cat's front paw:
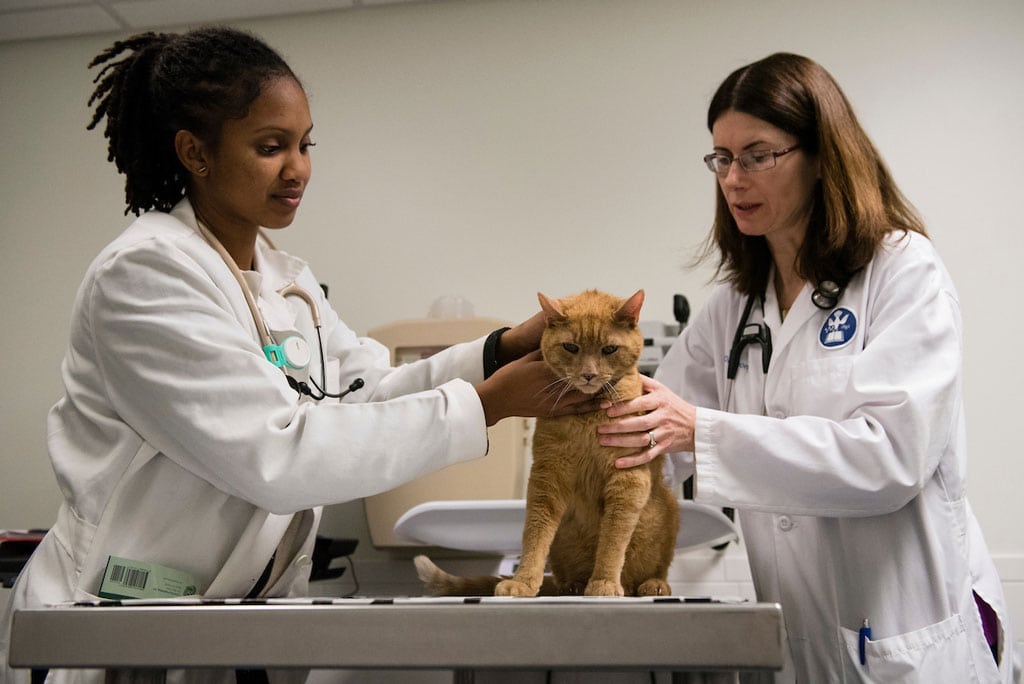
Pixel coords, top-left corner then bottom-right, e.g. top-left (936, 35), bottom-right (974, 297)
top-left (636, 579), bottom-right (671, 597)
top-left (495, 578), bottom-right (539, 597)
top-left (584, 579), bottom-right (624, 597)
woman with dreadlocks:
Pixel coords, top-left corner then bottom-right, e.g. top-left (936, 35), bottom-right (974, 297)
top-left (0, 27), bottom-right (594, 683)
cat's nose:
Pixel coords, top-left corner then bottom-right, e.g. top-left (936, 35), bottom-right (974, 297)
top-left (581, 373), bottom-right (597, 383)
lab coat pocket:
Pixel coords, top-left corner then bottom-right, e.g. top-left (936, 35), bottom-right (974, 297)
top-left (787, 356), bottom-right (853, 419)
top-left (840, 613), bottom-right (980, 683)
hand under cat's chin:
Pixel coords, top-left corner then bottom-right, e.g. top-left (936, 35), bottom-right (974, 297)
top-left (548, 395), bottom-right (603, 416)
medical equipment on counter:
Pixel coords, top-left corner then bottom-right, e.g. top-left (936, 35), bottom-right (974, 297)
top-left (197, 223), bottom-right (363, 401)
top-left (639, 293), bottom-right (690, 376)
top-left (1, 530), bottom-right (45, 588)
top-left (309, 535), bottom-right (359, 582)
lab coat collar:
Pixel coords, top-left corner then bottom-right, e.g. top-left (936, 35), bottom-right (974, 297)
top-left (168, 197), bottom-right (310, 334)
top-left (253, 237), bottom-right (306, 291)
top-left (251, 240), bottom-right (311, 333)
top-left (762, 265), bottom-right (816, 361)
top-left (168, 197), bottom-right (308, 292)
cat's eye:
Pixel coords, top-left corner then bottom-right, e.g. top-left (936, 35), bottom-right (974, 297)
top-left (562, 343), bottom-right (580, 354)
top-left (601, 345), bottom-right (618, 355)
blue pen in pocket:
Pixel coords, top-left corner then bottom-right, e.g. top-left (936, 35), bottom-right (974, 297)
top-left (859, 618), bottom-right (871, 666)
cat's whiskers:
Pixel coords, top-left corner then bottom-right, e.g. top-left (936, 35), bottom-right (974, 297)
top-left (602, 381), bottom-right (623, 404)
top-left (535, 377), bottom-right (576, 413)
top-left (536, 377), bottom-right (570, 397)
top-left (549, 379), bottom-right (577, 413)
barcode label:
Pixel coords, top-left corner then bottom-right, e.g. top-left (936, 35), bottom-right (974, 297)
top-left (99, 555), bottom-right (198, 600)
top-left (109, 563), bottom-right (149, 590)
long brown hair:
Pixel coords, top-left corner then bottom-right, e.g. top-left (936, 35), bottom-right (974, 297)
top-left (699, 53), bottom-right (925, 296)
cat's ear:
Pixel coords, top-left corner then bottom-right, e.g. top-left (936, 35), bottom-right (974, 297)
top-left (614, 289), bottom-right (645, 326)
top-left (538, 292), bottom-right (568, 324)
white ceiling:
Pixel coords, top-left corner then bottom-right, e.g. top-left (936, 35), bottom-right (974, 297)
top-left (0, 0), bottom-right (422, 44)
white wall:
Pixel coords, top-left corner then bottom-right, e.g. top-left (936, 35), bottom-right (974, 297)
top-left (2, 0), bottom-right (1022, 638)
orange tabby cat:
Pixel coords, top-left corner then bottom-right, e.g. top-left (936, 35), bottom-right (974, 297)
top-left (416, 289), bottom-right (679, 597)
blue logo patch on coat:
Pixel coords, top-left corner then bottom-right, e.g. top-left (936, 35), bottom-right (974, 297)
top-left (819, 308), bottom-right (857, 349)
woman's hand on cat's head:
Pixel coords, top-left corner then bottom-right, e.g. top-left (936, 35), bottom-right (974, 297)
top-left (598, 375), bottom-right (697, 468)
top-left (495, 311), bottom-right (547, 364)
top-left (475, 350), bottom-right (602, 426)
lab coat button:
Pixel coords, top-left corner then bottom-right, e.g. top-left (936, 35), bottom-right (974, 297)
top-left (778, 516), bottom-right (793, 531)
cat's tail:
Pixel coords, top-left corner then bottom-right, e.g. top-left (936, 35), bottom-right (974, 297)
top-left (414, 555), bottom-right (504, 596)
top-left (414, 555), bottom-right (562, 596)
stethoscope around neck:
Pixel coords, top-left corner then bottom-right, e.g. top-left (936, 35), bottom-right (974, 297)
top-left (723, 279), bottom-right (842, 411)
top-left (197, 221), bottom-right (363, 401)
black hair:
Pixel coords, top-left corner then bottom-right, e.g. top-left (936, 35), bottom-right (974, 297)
top-left (87, 27), bottom-right (300, 215)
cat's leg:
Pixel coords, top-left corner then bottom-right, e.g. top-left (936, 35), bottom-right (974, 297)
top-left (495, 480), bottom-right (567, 597)
top-left (585, 468), bottom-right (650, 597)
top-left (628, 482), bottom-right (679, 597)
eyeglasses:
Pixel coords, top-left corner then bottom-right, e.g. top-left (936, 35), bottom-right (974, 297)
top-left (703, 145), bottom-right (800, 175)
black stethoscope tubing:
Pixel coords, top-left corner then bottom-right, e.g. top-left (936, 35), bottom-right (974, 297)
top-left (727, 293), bottom-right (770, 381)
top-left (286, 328), bottom-right (364, 400)
top-left (726, 280), bottom-right (842, 381)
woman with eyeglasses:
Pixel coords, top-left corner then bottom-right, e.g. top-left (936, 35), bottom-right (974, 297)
top-left (598, 53), bottom-right (1018, 682)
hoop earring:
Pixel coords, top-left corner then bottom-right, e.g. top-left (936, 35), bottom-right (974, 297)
top-left (196, 166), bottom-right (208, 175)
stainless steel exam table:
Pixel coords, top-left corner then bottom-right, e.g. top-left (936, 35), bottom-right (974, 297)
top-left (9, 596), bottom-right (784, 682)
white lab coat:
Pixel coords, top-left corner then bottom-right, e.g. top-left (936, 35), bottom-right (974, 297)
top-left (0, 198), bottom-right (490, 683)
top-left (657, 231), bottom-right (1019, 683)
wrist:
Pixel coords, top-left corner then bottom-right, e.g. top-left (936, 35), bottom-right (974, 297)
top-left (482, 326), bottom-right (511, 379)
top-left (474, 380), bottom-right (501, 427)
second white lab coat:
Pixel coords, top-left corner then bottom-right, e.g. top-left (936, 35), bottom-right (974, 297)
top-left (657, 231), bottom-right (1018, 683)
top-left (0, 198), bottom-right (490, 683)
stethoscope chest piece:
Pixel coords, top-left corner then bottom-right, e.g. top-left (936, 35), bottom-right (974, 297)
top-left (197, 220), bottom-right (363, 400)
top-left (811, 280), bottom-right (842, 310)
top-left (264, 333), bottom-right (312, 370)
